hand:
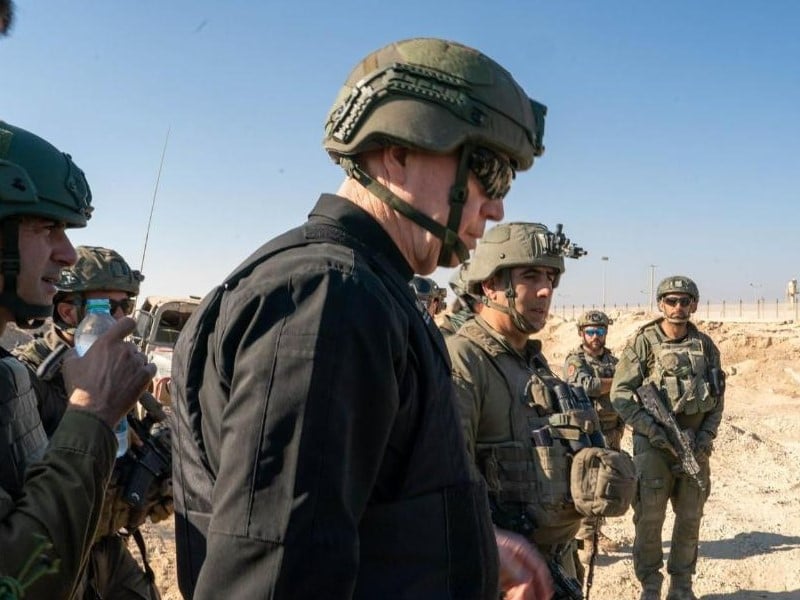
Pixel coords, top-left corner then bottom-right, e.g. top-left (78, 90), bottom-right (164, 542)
top-left (495, 528), bottom-right (554, 600)
top-left (648, 426), bottom-right (677, 458)
top-left (694, 431), bottom-right (714, 457)
top-left (63, 317), bottom-right (156, 429)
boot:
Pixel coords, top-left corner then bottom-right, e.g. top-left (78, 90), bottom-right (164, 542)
top-left (639, 573), bottom-right (663, 600)
top-left (667, 575), bottom-right (698, 600)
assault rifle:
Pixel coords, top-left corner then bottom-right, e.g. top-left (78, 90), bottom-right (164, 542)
top-left (635, 383), bottom-right (706, 491)
top-left (549, 559), bottom-right (584, 600)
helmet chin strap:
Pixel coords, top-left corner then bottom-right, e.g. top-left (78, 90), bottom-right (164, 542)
top-left (0, 219), bottom-right (52, 329)
top-left (338, 145), bottom-right (473, 267)
top-left (483, 270), bottom-right (540, 334)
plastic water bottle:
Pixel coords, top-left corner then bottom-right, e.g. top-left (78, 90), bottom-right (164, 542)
top-left (74, 298), bottom-right (129, 457)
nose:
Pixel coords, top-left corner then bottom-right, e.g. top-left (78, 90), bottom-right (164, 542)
top-left (53, 229), bottom-right (78, 267)
top-left (482, 198), bottom-right (504, 222)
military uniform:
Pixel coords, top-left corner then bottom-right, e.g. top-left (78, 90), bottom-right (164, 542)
top-left (611, 318), bottom-right (724, 595)
top-left (448, 315), bottom-right (584, 578)
top-left (436, 307), bottom-right (473, 338)
top-left (14, 330), bottom-right (161, 600)
top-left (564, 346), bottom-right (622, 450)
top-left (0, 348), bottom-right (116, 599)
top-left (564, 344), bottom-right (624, 566)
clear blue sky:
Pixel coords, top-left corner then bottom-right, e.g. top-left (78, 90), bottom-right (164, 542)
top-left (3, 1), bottom-right (799, 307)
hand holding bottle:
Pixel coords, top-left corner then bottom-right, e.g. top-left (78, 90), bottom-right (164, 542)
top-left (63, 317), bottom-right (156, 431)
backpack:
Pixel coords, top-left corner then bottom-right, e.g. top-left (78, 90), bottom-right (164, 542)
top-left (570, 446), bottom-right (636, 518)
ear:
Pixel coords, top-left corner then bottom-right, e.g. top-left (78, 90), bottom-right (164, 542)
top-left (689, 299), bottom-right (699, 314)
top-left (56, 301), bottom-right (80, 327)
top-left (383, 146), bottom-right (409, 183)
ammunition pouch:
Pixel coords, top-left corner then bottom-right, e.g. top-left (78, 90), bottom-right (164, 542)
top-left (570, 447), bottom-right (636, 518)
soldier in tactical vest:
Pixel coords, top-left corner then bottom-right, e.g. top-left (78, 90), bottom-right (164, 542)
top-left (171, 38), bottom-right (553, 600)
top-left (447, 222), bottom-right (593, 583)
top-left (564, 310), bottom-right (623, 570)
top-left (14, 246), bottom-right (169, 600)
top-left (0, 120), bottom-right (155, 598)
top-left (611, 276), bottom-right (725, 600)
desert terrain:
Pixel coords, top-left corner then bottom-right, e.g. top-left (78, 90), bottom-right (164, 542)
top-left (6, 311), bottom-right (800, 599)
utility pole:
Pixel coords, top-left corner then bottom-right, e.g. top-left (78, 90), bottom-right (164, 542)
top-left (601, 256), bottom-right (609, 308)
top-left (648, 264), bottom-right (657, 313)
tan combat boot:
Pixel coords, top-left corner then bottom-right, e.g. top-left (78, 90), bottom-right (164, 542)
top-left (666, 575), bottom-right (698, 600)
top-left (639, 573), bottom-right (663, 600)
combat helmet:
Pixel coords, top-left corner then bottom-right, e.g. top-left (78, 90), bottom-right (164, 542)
top-left (53, 246), bottom-right (143, 332)
top-left (0, 121), bottom-right (93, 326)
top-left (656, 275), bottom-right (699, 302)
top-left (324, 38), bottom-right (547, 267)
top-left (577, 310), bottom-right (612, 330)
top-left (466, 222), bottom-right (585, 334)
top-left (409, 275), bottom-right (440, 303)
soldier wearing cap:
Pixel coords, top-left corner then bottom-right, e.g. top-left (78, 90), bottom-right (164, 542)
top-left (611, 276), bottom-right (725, 600)
top-left (564, 310), bottom-right (623, 570)
top-left (15, 246), bottom-right (167, 600)
top-left (447, 222), bottom-right (590, 583)
top-left (171, 39), bottom-right (553, 599)
top-left (0, 121), bottom-right (154, 597)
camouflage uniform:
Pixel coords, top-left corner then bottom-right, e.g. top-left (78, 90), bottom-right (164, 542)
top-left (611, 316), bottom-right (723, 599)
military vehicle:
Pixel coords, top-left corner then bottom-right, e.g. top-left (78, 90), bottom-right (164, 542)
top-left (132, 295), bottom-right (200, 403)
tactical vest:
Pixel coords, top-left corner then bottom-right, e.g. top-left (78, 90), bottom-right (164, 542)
top-left (0, 353), bottom-right (48, 499)
top-left (642, 327), bottom-right (717, 416)
top-left (459, 323), bottom-right (586, 537)
top-left (570, 347), bottom-right (619, 429)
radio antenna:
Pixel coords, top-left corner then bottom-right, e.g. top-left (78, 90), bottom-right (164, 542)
top-left (140, 126), bottom-right (170, 272)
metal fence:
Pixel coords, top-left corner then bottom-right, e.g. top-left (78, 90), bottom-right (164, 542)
top-left (553, 300), bottom-right (800, 323)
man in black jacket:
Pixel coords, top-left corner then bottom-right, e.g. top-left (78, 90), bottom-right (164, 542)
top-left (172, 37), bottom-right (551, 600)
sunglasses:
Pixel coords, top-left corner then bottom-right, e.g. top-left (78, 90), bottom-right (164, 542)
top-left (72, 298), bottom-right (135, 316)
top-left (583, 327), bottom-right (607, 337)
top-left (662, 296), bottom-right (692, 307)
top-left (468, 147), bottom-right (516, 201)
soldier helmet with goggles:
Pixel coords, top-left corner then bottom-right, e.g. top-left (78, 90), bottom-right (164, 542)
top-left (323, 38), bottom-right (547, 267)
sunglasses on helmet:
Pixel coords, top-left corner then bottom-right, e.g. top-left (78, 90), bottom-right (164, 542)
top-left (583, 327), bottom-right (607, 337)
top-left (468, 147), bottom-right (516, 201)
top-left (662, 296), bottom-right (692, 307)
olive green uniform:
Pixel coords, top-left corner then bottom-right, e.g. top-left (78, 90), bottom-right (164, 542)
top-left (611, 318), bottom-right (723, 588)
top-left (564, 345), bottom-right (623, 555)
top-left (564, 346), bottom-right (622, 450)
top-left (1, 348), bottom-right (115, 599)
top-left (447, 316), bottom-right (583, 577)
top-left (14, 330), bottom-right (160, 600)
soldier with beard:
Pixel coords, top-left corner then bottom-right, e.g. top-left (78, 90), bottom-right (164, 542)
top-left (611, 276), bottom-right (724, 600)
top-left (564, 310), bottom-right (623, 573)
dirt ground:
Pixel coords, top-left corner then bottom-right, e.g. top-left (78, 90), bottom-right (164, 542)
top-left (10, 311), bottom-right (799, 599)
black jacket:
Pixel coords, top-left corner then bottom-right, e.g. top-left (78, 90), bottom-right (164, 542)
top-left (172, 195), bottom-right (498, 599)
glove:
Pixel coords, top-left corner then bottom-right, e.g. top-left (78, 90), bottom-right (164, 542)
top-left (646, 424), bottom-right (677, 457)
top-left (694, 431), bottom-right (714, 457)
